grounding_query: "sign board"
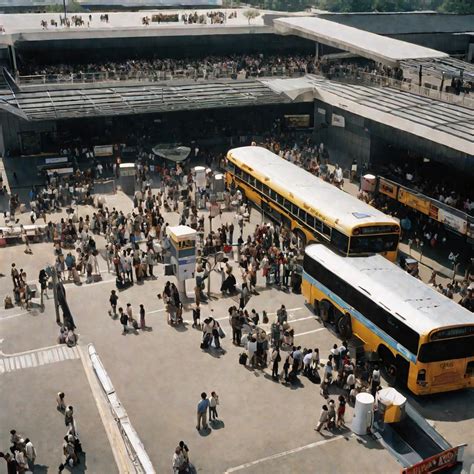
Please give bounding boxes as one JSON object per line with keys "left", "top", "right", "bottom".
{"left": 284, "top": 114, "right": 311, "bottom": 129}
{"left": 209, "top": 202, "right": 220, "bottom": 218}
{"left": 401, "top": 446, "right": 460, "bottom": 474}
{"left": 317, "top": 107, "right": 326, "bottom": 116}
{"left": 331, "top": 114, "right": 345, "bottom": 128}
{"left": 45, "top": 157, "right": 68, "bottom": 165}
{"left": 398, "top": 188, "right": 431, "bottom": 215}
{"left": 94, "top": 145, "right": 114, "bottom": 157}
{"left": 438, "top": 208, "right": 467, "bottom": 235}
{"left": 378, "top": 178, "right": 398, "bottom": 199}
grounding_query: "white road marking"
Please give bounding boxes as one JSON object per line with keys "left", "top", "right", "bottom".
{"left": 267, "top": 307, "right": 303, "bottom": 315}
{"left": 148, "top": 308, "right": 165, "bottom": 315}
{"left": 0, "top": 344, "right": 80, "bottom": 375}
{"left": 0, "top": 311, "right": 31, "bottom": 322}
{"left": 225, "top": 435, "right": 344, "bottom": 472}
{"left": 294, "top": 328, "right": 326, "bottom": 337}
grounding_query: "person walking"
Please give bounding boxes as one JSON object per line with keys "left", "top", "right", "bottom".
{"left": 209, "top": 391, "right": 219, "bottom": 421}
{"left": 337, "top": 395, "right": 346, "bottom": 428}
{"left": 24, "top": 438, "right": 36, "bottom": 471}
{"left": 108, "top": 290, "right": 118, "bottom": 318}
{"left": 56, "top": 392, "right": 66, "bottom": 412}
{"left": 196, "top": 392, "right": 209, "bottom": 431}
{"left": 39, "top": 268, "right": 49, "bottom": 307}
{"left": 370, "top": 365, "right": 381, "bottom": 397}
{"left": 271, "top": 347, "right": 281, "bottom": 380}
{"left": 139, "top": 304, "right": 146, "bottom": 330}
{"left": 315, "top": 405, "right": 329, "bottom": 433}
{"left": 119, "top": 307, "right": 128, "bottom": 334}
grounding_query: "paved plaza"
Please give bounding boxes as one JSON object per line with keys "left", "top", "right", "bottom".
{"left": 0, "top": 190, "right": 472, "bottom": 473}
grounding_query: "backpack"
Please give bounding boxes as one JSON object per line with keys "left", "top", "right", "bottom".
{"left": 239, "top": 353, "right": 248, "bottom": 365}
{"left": 120, "top": 314, "right": 128, "bottom": 325}
{"left": 4, "top": 295, "right": 13, "bottom": 309}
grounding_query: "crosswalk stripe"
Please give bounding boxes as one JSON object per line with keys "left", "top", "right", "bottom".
{"left": 60, "top": 346, "right": 70, "bottom": 360}
{"left": 0, "top": 344, "right": 81, "bottom": 375}
{"left": 52, "top": 348, "right": 60, "bottom": 363}
{"left": 24, "top": 354, "right": 33, "bottom": 368}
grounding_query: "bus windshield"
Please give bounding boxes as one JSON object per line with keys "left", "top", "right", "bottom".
{"left": 418, "top": 336, "right": 474, "bottom": 363}
{"left": 350, "top": 234, "right": 399, "bottom": 254}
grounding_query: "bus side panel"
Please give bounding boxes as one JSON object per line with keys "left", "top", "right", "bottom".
{"left": 233, "top": 177, "right": 262, "bottom": 208}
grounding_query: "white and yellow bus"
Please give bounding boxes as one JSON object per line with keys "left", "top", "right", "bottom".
{"left": 226, "top": 146, "right": 400, "bottom": 261}
{"left": 302, "top": 244, "right": 474, "bottom": 395}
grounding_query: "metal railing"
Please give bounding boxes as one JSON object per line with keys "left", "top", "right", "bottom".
{"left": 16, "top": 66, "right": 308, "bottom": 86}
{"left": 327, "top": 70, "right": 474, "bottom": 109}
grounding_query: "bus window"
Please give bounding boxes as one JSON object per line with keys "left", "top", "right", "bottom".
{"left": 418, "top": 336, "right": 474, "bottom": 363}
{"left": 256, "top": 181, "right": 263, "bottom": 191}
{"left": 322, "top": 224, "right": 331, "bottom": 236}
{"left": 270, "top": 189, "right": 277, "bottom": 201}
{"left": 262, "top": 185, "right": 269, "bottom": 197}
{"left": 235, "top": 167, "right": 242, "bottom": 177}
{"left": 306, "top": 215, "right": 315, "bottom": 229}
{"left": 249, "top": 176, "right": 256, "bottom": 187}
{"left": 283, "top": 199, "right": 292, "bottom": 212}
{"left": 350, "top": 235, "right": 398, "bottom": 254}
{"left": 331, "top": 229, "right": 349, "bottom": 253}
{"left": 291, "top": 203, "right": 300, "bottom": 216}
{"left": 277, "top": 194, "right": 284, "bottom": 205}
{"left": 299, "top": 209, "right": 307, "bottom": 223}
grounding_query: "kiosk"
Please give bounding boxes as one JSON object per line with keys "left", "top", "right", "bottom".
{"left": 167, "top": 225, "right": 197, "bottom": 295}
{"left": 118, "top": 163, "right": 136, "bottom": 195}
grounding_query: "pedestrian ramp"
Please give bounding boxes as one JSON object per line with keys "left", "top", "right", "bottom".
{"left": 0, "top": 344, "right": 80, "bottom": 374}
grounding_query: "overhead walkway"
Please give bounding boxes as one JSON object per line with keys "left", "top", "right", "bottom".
{"left": 273, "top": 17, "right": 448, "bottom": 67}
{"left": 263, "top": 74, "right": 473, "bottom": 156}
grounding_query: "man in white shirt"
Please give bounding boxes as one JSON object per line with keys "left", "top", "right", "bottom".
{"left": 303, "top": 349, "right": 313, "bottom": 376}
{"left": 334, "top": 164, "right": 343, "bottom": 186}
{"left": 25, "top": 438, "right": 36, "bottom": 470}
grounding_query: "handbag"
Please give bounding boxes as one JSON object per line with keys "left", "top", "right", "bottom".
{"left": 218, "top": 327, "right": 226, "bottom": 339}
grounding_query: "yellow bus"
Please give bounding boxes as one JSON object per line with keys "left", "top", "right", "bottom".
{"left": 302, "top": 244, "right": 474, "bottom": 395}
{"left": 226, "top": 146, "right": 400, "bottom": 261}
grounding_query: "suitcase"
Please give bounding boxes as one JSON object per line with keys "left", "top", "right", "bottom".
{"left": 201, "top": 333, "right": 211, "bottom": 349}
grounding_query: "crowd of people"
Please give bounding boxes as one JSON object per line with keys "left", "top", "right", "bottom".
{"left": 380, "top": 161, "right": 473, "bottom": 215}
{"left": 0, "top": 431, "right": 36, "bottom": 473}
{"left": 20, "top": 53, "right": 316, "bottom": 82}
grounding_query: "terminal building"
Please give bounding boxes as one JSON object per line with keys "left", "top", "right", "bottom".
{"left": 0, "top": 7, "right": 472, "bottom": 178}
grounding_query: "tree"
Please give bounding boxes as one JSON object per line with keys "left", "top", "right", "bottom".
{"left": 438, "top": 0, "right": 474, "bottom": 13}
{"left": 243, "top": 9, "right": 261, "bottom": 24}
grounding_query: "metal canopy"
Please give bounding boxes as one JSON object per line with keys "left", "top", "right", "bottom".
{"left": 0, "top": 80, "right": 289, "bottom": 121}
{"left": 263, "top": 75, "right": 474, "bottom": 155}
{"left": 273, "top": 17, "right": 448, "bottom": 67}
{"left": 400, "top": 58, "right": 474, "bottom": 81}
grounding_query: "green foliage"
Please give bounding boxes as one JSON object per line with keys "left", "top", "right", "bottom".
{"left": 45, "top": 1, "right": 85, "bottom": 14}
{"left": 438, "top": 0, "right": 474, "bottom": 13}
{"left": 243, "top": 8, "right": 261, "bottom": 23}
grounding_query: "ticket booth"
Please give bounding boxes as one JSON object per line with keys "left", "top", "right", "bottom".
{"left": 118, "top": 163, "right": 136, "bottom": 195}
{"left": 167, "top": 226, "right": 197, "bottom": 293}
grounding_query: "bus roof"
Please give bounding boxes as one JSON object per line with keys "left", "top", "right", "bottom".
{"left": 305, "top": 244, "right": 474, "bottom": 335}
{"left": 228, "top": 146, "right": 398, "bottom": 232}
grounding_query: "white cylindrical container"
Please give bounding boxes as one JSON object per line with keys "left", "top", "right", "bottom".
{"left": 360, "top": 174, "right": 377, "bottom": 193}
{"left": 352, "top": 392, "right": 374, "bottom": 435}
{"left": 194, "top": 166, "right": 206, "bottom": 188}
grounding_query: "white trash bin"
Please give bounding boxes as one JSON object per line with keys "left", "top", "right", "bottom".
{"left": 352, "top": 392, "right": 374, "bottom": 435}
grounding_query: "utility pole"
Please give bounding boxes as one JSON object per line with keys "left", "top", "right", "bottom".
{"left": 48, "top": 265, "right": 61, "bottom": 324}
{"left": 63, "top": 0, "right": 67, "bottom": 21}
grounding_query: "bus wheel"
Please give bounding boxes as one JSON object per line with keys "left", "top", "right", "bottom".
{"left": 378, "top": 346, "right": 397, "bottom": 385}
{"left": 337, "top": 313, "right": 352, "bottom": 339}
